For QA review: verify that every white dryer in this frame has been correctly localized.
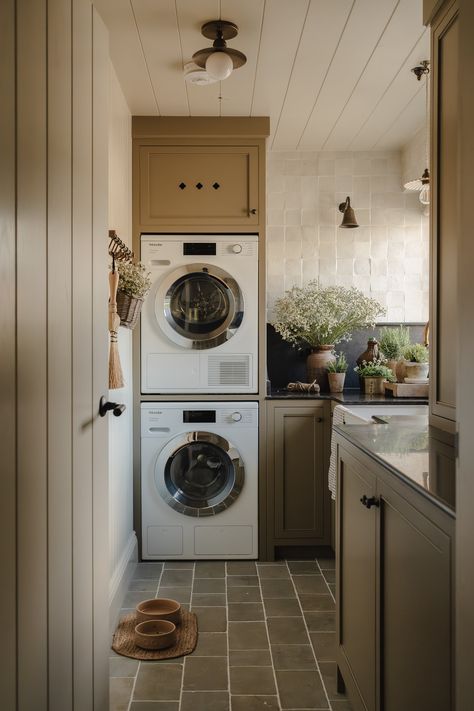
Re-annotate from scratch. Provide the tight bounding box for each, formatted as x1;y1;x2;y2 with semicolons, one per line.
141;402;258;560
141;234;258;394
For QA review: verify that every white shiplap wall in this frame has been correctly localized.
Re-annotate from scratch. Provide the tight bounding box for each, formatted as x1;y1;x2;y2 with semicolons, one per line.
108;63;137;625
266;150;429;323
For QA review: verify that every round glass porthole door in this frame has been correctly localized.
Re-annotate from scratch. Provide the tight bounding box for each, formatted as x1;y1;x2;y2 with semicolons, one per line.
157;264;244;350
156;432;245;517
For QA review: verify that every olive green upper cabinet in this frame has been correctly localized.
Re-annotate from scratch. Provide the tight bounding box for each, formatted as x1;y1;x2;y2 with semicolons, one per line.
429;0;459;433
138;144;259;228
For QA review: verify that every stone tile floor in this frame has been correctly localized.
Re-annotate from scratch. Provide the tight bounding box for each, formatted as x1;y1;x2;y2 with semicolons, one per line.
110;558;353;711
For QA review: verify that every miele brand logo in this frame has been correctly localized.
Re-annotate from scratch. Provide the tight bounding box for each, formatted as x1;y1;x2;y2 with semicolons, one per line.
149;411;163;415
149;243;162;247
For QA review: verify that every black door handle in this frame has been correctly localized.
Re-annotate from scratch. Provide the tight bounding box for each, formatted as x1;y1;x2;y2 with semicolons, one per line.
360;495;380;509
99;396;126;417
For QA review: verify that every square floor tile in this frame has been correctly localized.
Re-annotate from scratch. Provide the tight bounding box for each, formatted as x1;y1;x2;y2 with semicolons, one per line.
133;563;163;580
109;656;139;678
322;570;335;584
160;570;193;587
163;561;194;569
192;606;227;632
263;598;302;617
317;557;336;571
228;621;269;650
267;617;308;645
110;677;133;711
230;666;276;695
229;650;273;667
181;691;229;711
192;578;225;594
228;603;264;621
192;632;227;657
275;669;329;709
260;579;296;599
192;593;226;607
130;703;179;711
226;561;257;575
123;591;156;608
298;594;335;611
230;696;280;711
183;657;228;691
304;611;335;632
288;561;320;575
258;565;290;579
128;579;159;592
133;663;182;701
227;575;259;587
292;575;328;595
271;644;316;670
194;561;225;578
310;632;336;662
157;586;192;604
227;587;262;603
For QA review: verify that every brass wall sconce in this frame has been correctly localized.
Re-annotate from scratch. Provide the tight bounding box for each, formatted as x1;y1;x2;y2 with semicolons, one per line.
338;196;359;228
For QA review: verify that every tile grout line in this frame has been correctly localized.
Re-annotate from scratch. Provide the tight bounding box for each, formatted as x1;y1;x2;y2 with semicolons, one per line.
179;561;196;711
285;560;333;711
255;563;284;711
225;562;232;711
316;558;336;604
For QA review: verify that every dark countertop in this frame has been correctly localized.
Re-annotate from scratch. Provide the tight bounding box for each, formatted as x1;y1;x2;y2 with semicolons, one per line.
267;388;429;406
334;416;455;515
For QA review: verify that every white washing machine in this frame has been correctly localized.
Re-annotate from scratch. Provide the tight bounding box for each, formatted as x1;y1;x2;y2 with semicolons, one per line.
141;234;258;394
141;402;259;560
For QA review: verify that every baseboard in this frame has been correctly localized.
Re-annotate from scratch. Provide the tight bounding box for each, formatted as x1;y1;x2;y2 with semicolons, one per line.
109;531;138;637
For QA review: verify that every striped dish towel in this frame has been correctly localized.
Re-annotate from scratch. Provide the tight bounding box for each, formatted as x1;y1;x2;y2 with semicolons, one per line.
328;405;371;499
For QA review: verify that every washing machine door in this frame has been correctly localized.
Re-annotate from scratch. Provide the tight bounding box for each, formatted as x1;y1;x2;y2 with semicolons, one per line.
156;264;243;350
156;432;245;517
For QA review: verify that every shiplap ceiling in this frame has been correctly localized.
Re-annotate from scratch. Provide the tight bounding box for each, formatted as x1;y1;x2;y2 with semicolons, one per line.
95;0;428;151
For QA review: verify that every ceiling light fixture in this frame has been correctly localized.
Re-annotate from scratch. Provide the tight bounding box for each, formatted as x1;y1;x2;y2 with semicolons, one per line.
404;60;430;206
338;197;359;228
192;20;247;82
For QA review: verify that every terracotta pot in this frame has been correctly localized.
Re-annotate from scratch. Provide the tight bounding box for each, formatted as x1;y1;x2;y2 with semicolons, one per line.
404;361;429;380
386;358;399;381
306;346;335;393
328;372;346;393
362;376;386;395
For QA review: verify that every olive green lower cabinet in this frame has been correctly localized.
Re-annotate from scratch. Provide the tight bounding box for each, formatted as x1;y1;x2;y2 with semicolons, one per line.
335;436;454;711
265;401;332;559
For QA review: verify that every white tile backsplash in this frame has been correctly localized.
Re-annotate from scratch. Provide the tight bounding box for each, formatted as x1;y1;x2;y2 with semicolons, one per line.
266;149;428;322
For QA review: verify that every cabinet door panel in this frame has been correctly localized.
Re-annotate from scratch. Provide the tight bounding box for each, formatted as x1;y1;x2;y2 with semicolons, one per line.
273;407;326;540
139;145;259;226
379;481;452;711
337;450;377;711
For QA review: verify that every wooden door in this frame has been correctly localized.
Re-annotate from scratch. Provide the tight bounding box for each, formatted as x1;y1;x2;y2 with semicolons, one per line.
138;144;259;227
0;2;110;708
430;0;459;432
378;480;453;711
337;448;377;711
272;405;329;543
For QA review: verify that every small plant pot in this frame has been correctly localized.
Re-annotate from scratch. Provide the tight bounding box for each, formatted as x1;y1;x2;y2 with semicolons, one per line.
328;372;346;393
404;361;429;380
134;620;177;650
362;376;386;395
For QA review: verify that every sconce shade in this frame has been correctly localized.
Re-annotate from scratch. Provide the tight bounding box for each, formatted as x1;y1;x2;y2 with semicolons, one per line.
339;196;359;228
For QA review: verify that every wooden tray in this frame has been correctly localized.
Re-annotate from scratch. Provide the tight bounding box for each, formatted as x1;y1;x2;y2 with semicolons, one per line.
384;382;429;398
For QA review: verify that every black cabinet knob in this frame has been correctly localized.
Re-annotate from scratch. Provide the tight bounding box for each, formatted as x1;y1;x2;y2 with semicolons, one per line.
360;495;380;509
249;208;257;215
99;396;126;417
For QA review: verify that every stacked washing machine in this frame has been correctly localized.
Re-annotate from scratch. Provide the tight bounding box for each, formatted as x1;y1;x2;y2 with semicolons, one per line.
140;234;259;559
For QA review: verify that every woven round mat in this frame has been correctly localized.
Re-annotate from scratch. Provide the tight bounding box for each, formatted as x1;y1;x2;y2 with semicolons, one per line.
112;610;198;661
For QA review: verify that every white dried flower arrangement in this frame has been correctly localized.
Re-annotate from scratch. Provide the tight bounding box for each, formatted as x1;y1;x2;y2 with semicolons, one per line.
116;261;152;300
272;281;386;348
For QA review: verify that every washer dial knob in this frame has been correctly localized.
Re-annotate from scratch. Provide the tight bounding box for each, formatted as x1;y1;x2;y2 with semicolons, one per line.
232;244;243;254
231;412;242;422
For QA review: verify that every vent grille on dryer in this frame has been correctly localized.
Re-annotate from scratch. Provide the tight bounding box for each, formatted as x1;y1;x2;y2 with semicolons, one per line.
208;356;250;387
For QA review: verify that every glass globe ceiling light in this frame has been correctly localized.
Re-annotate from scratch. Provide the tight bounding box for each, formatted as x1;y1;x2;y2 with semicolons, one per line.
192;20;247;83
403;60;430;206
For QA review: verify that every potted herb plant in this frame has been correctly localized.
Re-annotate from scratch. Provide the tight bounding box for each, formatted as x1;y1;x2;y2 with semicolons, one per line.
403;343;429;381
272;282;385;392
378;325;411;381
354;357;395;395
326;353;348;393
116;261;152;330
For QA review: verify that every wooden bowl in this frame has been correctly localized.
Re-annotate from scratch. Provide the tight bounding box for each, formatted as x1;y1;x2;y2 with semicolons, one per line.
134;619;177;650
136;598;182;625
